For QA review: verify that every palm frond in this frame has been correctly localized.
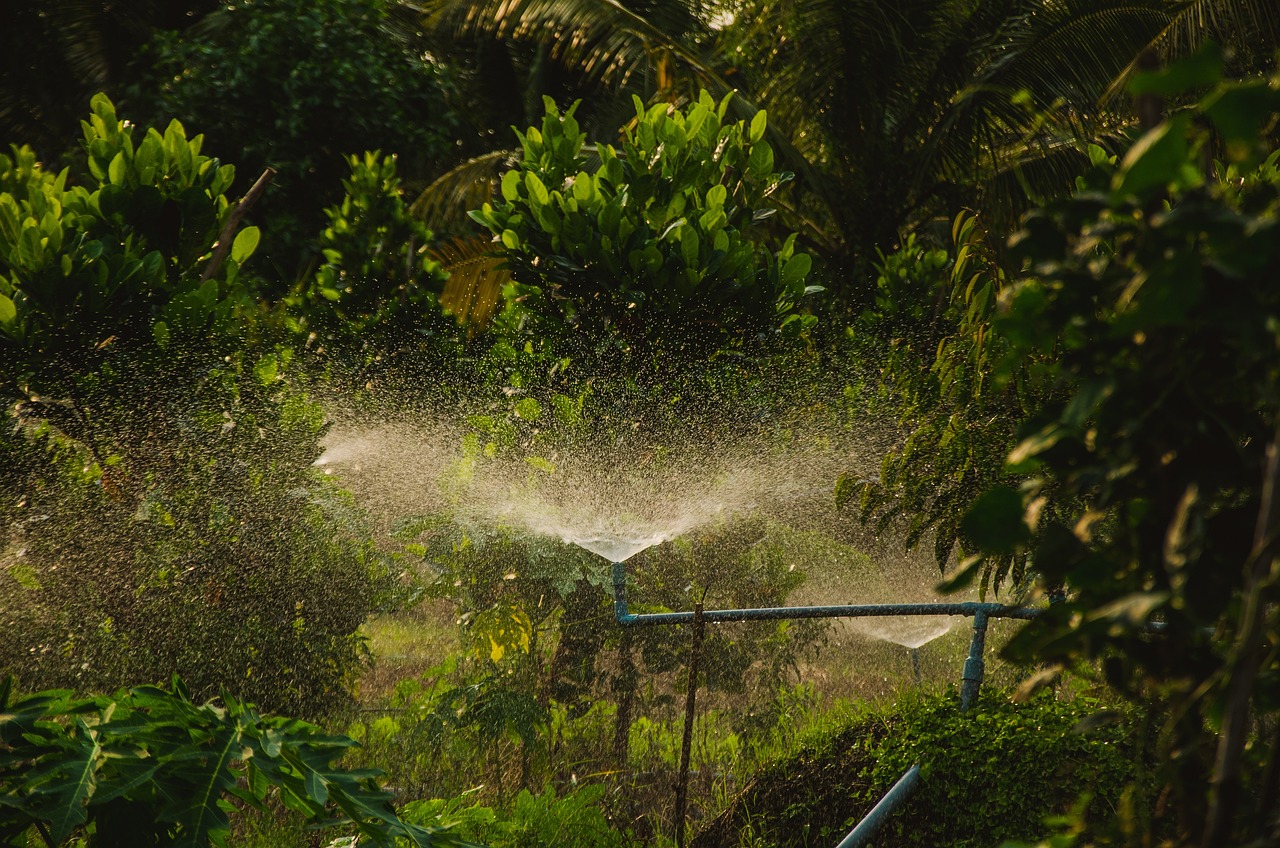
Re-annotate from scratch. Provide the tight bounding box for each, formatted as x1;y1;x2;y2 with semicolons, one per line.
1100;0;1280;106
410;149;518;235
420;0;719;88
432;236;510;333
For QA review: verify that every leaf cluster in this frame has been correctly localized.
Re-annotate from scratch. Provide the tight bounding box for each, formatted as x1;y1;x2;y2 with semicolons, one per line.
953;55;1280;841
696;688;1139;848
470;92;819;370
0;677;459;848
0;94;254;402
290;150;461;390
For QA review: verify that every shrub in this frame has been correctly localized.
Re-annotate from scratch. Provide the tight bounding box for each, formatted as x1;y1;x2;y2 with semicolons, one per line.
0;677;456;847
289;150;459;393
693;688;1138;848
0;96;384;715
469;93;821;373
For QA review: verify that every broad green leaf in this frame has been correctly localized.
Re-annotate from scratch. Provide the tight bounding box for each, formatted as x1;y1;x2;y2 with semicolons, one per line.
230;226;260;264
747;142;774;178
107;152;128;186
524;173;550;208
749;109;768;143
681;229;700;268
571;171;594;203
0;293;15;327
781;254;812;288
304;770;329;806
501;170;522;201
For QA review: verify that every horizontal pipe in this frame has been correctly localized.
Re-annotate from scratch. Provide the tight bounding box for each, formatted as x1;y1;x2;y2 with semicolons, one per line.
834;764;922;848
614;600;1040;627
611;563;1039;627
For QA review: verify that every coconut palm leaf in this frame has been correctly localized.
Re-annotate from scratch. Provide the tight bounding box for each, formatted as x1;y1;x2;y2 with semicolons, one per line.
1099;0;1280;105
720;0;1205;272
0;1;216;157
417;0;714;90
431;236;510;332
410;149;519;235
406;0;842;241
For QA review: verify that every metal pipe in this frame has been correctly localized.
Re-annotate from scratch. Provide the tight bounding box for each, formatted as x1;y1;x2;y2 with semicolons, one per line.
960;609;990;712
612;593;1039;626
833;764;922;848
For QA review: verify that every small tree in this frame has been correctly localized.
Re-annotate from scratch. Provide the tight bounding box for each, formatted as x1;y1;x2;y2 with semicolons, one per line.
0;96;382;715
957;56;1280;843
469;92;820;373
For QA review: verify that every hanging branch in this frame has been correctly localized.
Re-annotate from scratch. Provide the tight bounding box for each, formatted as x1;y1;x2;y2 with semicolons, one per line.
200;167;275;283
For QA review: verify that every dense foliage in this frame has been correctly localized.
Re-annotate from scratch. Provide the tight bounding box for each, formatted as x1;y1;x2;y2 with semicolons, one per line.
694;688;1139;848
956;57;1280;844
470;93;819;372
0;97;381;715
5;2;1280;846
0;677;455;847
130;0;460;283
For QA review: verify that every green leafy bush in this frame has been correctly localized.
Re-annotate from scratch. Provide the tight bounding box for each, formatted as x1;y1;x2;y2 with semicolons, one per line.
0;96;382;715
0;97;251;393
290;150;459;391
694;689;1138;848
404;784;633;848
0;677;456;847
130;0;460;283
470;93;820;371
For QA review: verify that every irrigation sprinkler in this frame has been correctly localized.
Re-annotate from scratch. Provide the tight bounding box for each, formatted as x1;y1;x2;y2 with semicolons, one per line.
608;558;1043;846
611;562;1038;707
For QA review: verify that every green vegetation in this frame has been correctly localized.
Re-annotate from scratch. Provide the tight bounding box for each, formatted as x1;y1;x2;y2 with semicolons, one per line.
695;688;1139;848
470;93;818;370
3;4;1280;847
0;677;456;847
0;96;379;715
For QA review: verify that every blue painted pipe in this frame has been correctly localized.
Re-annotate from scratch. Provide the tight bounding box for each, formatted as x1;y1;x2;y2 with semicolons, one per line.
610;562;1039;627
834;764;922;848
608;561;1039;847
960;609;989;712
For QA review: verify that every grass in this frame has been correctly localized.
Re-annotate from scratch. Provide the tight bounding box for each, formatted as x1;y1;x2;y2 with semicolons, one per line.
355;598;459;702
